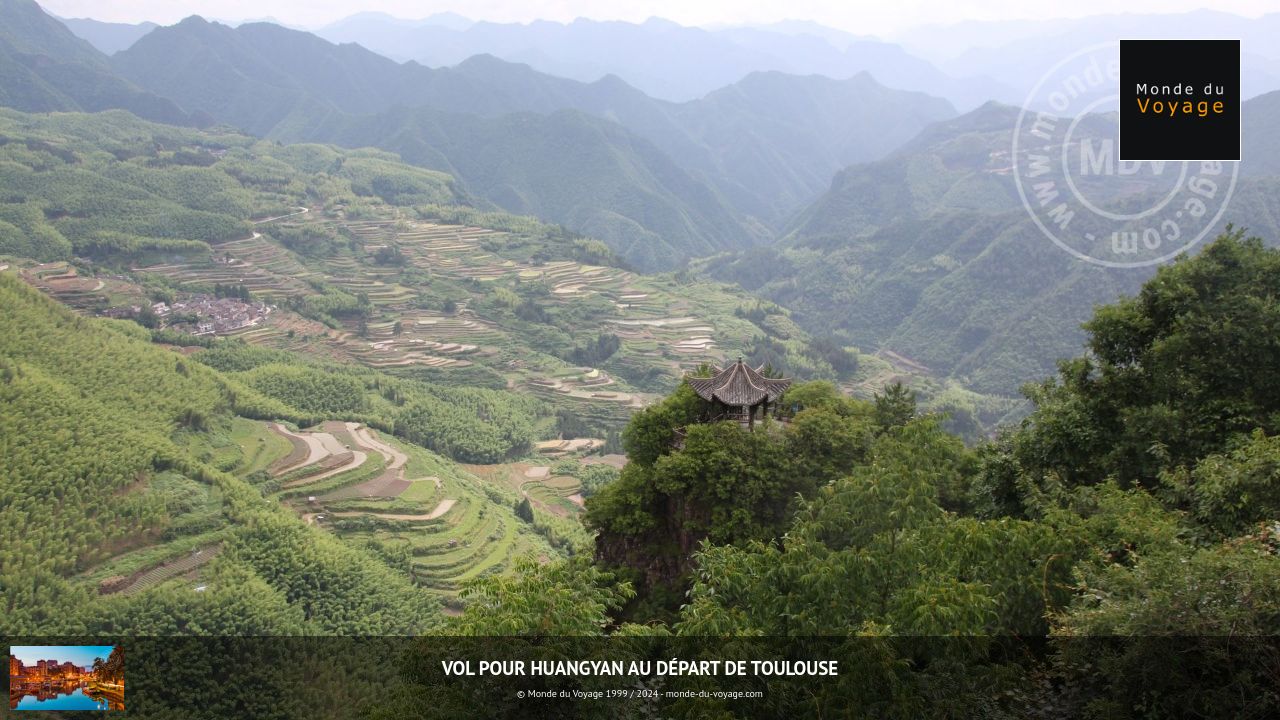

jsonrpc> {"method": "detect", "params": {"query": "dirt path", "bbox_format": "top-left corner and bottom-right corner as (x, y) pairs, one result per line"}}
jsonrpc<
(284, 421), (457, 524)
(331, 498), (456, 522)
(253, 206), (309, 225)
(270, 423), (330, 474)
(282, 450), (367, 488)
(347, 422), (407, 471)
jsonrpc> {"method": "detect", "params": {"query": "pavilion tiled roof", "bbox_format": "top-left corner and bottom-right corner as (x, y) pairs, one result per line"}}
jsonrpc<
(686, 359), (791, 406)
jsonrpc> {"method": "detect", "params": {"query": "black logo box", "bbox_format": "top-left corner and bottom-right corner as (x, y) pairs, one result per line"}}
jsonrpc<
(1120, 39), (1241, 161)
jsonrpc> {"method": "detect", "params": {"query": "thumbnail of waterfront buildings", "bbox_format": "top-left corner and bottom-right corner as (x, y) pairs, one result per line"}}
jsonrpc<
(9, 646), (124, 711)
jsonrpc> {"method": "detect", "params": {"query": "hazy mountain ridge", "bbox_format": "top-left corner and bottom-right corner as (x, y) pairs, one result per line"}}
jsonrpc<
(315, 13), (1010, 109)
(105, 14), (953, 267)
(703, 93), (1280, 395)
(0, 0), (187, 123)
(55, 16), (157, 55)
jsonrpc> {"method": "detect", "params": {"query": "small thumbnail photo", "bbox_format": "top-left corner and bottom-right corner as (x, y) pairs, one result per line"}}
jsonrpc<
(9, 646), (124, 711)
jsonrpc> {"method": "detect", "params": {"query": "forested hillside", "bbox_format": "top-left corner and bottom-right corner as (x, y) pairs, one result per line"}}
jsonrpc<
(0, 107), (460, 263)
(0, 0), (187, 123)
(0, 272), (443, 634)
(418, 232), (1280, 717)
(0, 107), (900, 629)
(702, 97), (1280, 396)
(98, 12), (954, 267)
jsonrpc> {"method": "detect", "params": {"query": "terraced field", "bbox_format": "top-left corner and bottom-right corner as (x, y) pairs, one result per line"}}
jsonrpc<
(39, 203), (794, 435)
(520, 465), (584, 516)
(267, 419), (553, 602)
(21, 204), (820, 606)
(534, 437), (603, 458)
(324, 216), (738, 382)
(139, 232), (314, 299)
(76, 415), (553, 608)
(108, 545), (223, 596)
(17, 261), (146, 312)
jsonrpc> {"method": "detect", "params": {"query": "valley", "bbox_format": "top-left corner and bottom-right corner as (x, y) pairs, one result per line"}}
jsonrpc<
(3, 1), (1280, 714)
(0, 105), (870, 628)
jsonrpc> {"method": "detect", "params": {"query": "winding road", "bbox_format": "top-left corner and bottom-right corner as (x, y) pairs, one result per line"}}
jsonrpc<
(252, 206), (309, 225)
(331, 499), (456, 522)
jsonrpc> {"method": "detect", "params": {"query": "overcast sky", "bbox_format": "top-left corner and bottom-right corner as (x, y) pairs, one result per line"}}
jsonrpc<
(36, 0), (1280, 36)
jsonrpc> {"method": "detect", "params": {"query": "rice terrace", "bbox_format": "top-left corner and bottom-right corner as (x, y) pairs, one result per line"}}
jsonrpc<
(11, 180), (800, 611)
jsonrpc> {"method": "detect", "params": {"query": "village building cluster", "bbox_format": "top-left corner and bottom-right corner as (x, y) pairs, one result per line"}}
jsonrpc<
(102, 293), (273, 335)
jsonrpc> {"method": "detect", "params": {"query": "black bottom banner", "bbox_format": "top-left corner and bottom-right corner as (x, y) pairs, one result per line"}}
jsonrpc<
(5, 636), (1278, 719)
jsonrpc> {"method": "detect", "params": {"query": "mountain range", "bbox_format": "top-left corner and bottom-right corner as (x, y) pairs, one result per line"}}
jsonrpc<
(7, 0), (1280, 398)
(701, 95), (1280, 395)
(314, 14), (1010, 110)
(55, 8), (1280, 111)
(0, 0), (186, 124)
(0, 1), (959, 269)
(102, 14), (955, 268)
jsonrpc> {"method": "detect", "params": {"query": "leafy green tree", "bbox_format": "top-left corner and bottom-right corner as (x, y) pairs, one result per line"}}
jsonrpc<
(678, 419), (1071, 637)
(1162, 430), (1280, 537)
(586, 379), (870, 611)
(455, 557), (633, 635)
(514, 497), (534, 523)
(873, 382), (916, 432)
(974, 231), (1280, 517)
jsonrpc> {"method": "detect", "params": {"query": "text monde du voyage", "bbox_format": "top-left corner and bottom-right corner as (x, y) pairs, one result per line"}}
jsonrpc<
(441, 659), (840, 677)
(1134, 82), (1228, 118)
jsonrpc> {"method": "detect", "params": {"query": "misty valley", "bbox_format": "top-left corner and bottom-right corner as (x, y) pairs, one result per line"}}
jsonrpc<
(1, 0), (1279, 717)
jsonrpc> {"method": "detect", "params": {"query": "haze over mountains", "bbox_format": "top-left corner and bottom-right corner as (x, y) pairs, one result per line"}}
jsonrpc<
(313, 14), (1011, 110)
(47, 7), (953, 269)
(0, 0), (186, 124)
(897, 11), (1280, 101)
(702, 95), (1280, 394)
(7, 0), (1280, 398)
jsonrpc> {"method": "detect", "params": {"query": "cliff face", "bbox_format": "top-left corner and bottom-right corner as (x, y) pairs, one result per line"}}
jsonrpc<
(594, 492), (710, 591)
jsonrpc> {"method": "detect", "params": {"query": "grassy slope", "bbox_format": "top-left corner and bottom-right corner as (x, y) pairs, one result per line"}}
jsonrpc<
(0, 271), (445, 634)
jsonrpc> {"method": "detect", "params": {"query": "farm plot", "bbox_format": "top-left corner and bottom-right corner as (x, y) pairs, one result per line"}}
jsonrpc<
(293, 427), (554, 600)
(608, 315), (721, 369)
(524, 368), (644, 408)
(20, 262), (142, 312)
(103, 544), (223, 597)
(138, 236), (312, 299)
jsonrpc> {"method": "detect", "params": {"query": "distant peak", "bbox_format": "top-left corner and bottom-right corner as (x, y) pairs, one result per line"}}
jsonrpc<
(453, 53), (525, 74)
(593, 73), (630, 87)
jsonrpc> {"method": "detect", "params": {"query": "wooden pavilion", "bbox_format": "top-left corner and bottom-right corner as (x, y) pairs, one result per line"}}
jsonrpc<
(685, 359), (791, 430)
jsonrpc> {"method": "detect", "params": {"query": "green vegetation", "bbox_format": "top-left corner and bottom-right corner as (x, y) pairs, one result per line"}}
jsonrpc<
(453, 232), (1280, 715)
(975, 231), (1280, 518)
(700, 101), (1280, 405)
(0, 273), (440, 634)
(0, 106), (461, 265)
(0, 0), (187, 124)
(101, 14), (957, 269)
(1, 82), (1276, 717)
(585, 381), (882, 611)
(4, 5), (1278, 713)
